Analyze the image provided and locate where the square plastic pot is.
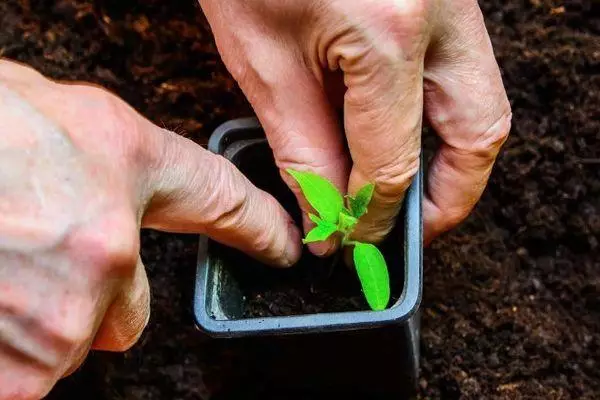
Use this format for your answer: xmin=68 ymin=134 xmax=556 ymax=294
xmin=193 ymin=117 xmax=423 ymax=398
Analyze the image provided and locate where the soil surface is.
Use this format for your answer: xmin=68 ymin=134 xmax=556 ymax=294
xmin=1 ymin=0 xmax=599 ymax=399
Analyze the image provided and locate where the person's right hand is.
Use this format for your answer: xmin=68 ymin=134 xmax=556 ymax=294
xmin=199 ymin=0 xmax=512 ymax=252
xmin=0 ymin=59 xmax=301 ymax=400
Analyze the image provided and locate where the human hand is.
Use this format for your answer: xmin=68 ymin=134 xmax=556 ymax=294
xmin=0 ymin=59 xmax=301 ymax=399
xmin=199 ymin=0 xmax=511 ymax=252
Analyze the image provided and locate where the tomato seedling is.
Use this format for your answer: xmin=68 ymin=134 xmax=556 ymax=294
xmin=287 ymin=169 xmax=390 ymax=311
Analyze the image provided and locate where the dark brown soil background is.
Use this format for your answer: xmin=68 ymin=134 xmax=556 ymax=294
xmin=1 ymin=0 xmax=599 ymax=398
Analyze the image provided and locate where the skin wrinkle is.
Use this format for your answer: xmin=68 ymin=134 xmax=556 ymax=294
xmin=425 ymin=147 xmax=492 ymax=225
xmin=424 ymin=69 xmax=506 ymax=147
xmin=329 ymin=0 xmax=431 ymax=68
xmin=346 ymin=81 xmax=421 ymax=138
xmin=274 ymin=145 xmax=348 ymax=175
xmin=425 ymin=68 xmax=511 ymax=154
xmin=198 ymin=158 xmax=243 ymax=227
xmin=145 ymin=131 xmax=213 ymax=228
xmin=471 ymin=111 xmax=511 ymax=151
xmin=142 ymin=124 xmax=300 ymax=266
xmin=94 ymin=259 xmax=150 ymax=352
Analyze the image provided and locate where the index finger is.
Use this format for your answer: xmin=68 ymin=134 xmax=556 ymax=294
xmin=338 ymin=3 xmax=431 ymax=243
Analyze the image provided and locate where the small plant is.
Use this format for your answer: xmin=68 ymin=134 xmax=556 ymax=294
xmin=287 ymin=169 xmax=390 ymax=311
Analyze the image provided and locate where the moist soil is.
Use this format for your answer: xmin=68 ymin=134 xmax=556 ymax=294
xmin=1 ymin=0 xmax=599 ymax=399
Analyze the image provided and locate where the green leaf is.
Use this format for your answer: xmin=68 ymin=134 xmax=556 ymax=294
xmin=348 ymin=183 xmax=375 ymax=218
xmin=341 ymin=207 xmax=354 ymax=216
xmin=308 ymin=213 xmax=322 ymax=225
xmin=353 ymin=242 xmax=390 ymax=311
xmin=287 ymin=169 xmax=344 ymax=223
xmin=338 ymin=211 xmax=358 ymax=235
xmin=303 ymin=221 xmax=338 ymax=244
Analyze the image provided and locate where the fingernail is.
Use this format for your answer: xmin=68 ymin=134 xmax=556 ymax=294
xmin=281 ymin=219 xmax=302 ymax=267
xmin=308 ymin=237 xmax=337 ymax=257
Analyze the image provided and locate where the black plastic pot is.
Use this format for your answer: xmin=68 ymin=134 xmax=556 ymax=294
xmin=193 ymin=117 xmax=423 ymax=398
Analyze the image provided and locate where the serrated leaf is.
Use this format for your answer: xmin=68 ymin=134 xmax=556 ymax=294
xmin=303 ymin=222 xmax=338 ymax=244
xmin=353 ymin=243 xmax=390 ymax=311
xmin=349 ymin=183 xmax=375 ymax=218
xmin=287 ymin=169 xmax=344 ymax=223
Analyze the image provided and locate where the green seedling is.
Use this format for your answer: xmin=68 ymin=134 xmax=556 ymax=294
xmin=287 ymin=169 xmax=390 ymax=311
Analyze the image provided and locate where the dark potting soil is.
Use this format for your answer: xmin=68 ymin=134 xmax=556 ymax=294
xmin=211 ymin=140 xmax=405 ymax=317
xmin=1 ymin=0 xmax=599 ymax=399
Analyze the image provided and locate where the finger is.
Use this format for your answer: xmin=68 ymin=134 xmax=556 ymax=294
xmin=200 ymin=4 xmax=350 ymax=257
xmin=338 ymin=3 xmax=431 ymax=244
xmin=91 ymin=258 xmax=150 ymax=352
xmin=422 ymin=1 xmax=511 ymax=244
xmin=141 ymin=127 xmax=302 ymax=267
xmin=230 ymin=43 xmax=349 ymax=257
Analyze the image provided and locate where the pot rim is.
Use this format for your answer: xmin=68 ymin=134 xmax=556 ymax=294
xmin=193 ymin=117 xmax=423 ymax=338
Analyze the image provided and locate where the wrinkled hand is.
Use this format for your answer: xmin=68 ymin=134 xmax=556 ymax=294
xmin=200 ymin=0 xmax=512 ymax=252
xmin=0 ymin=59 xmax=300 ymax=399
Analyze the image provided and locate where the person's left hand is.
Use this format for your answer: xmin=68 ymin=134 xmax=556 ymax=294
xmin=0 ymin=59 xmax=301 ymax=399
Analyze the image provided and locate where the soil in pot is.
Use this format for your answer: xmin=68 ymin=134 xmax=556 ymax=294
xmin=211 ymin=140 xmax=406 ymax=317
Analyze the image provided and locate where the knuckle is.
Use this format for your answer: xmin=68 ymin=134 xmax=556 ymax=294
xmin=203 ymin=158 xmax=250 ymax=229
xmin=212 ymin=192 xmax=248 ymax=230
xmin=355 ymin=222 xmax=394 ymax=245
xmin=371 ymin=153 xmax=420 ymax=200
xmin=220 ymin=42 xmax=289 ymax=106
xmin=68 ymin=218 xmax=139 ymax=277
xmin=44 ymin=302 xmax=95 ymax=349
xmin=471 ymin=111 xmax=512 ymax=156
xmin=70 ymin=86 xmax=125 ymax=122
xmin=63 ymin=84 xmax=142 ymax=157
xmin=252 ymin=222 xmax=279 ymax=255
xmin=385 ymin=0 xmax=430 ymax=22
xmin=0 ymin=297 xmax=69 ymax=371
xmin=364 ymin=0 xmax=432 ymax=59
xmin=0 ymin=365 xmax=55 ymax=400
xmin=327 ymin=0 xmax=433 ymax=77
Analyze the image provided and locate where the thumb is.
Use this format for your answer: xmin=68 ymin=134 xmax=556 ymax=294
xmin=141 ymin=127 xmax=302 ymax=268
